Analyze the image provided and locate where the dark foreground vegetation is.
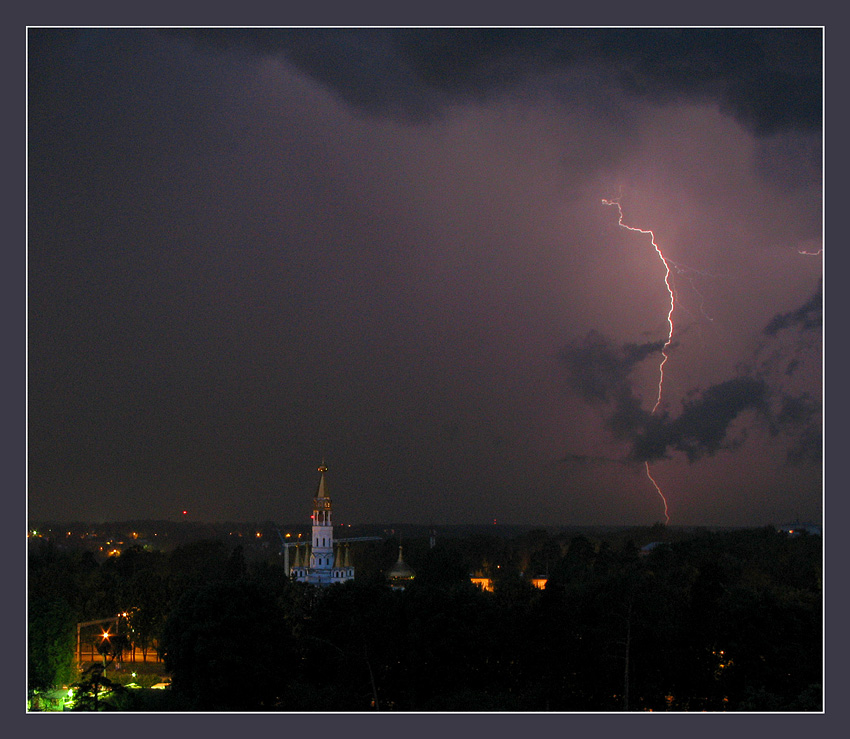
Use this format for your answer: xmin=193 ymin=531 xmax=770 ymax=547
xmin=28 ymin=525 xmax=822 ymax=711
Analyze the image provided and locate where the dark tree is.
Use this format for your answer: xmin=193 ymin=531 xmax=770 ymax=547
xmin=167 ymin=539 xmax=230 ymax=585
xmin=28 ymin=597 xmax=77 ymax=691
xmin=414 ymin=541 xmax=475 ymax=589
xmin=69 ymin=663 xmax=129 ymax=711
xmin=160 ymin=579 xmax=294 ymax=710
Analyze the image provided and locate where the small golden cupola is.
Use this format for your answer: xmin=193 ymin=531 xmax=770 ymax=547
xmin=386 ymin=546 xmax=415 ymax=590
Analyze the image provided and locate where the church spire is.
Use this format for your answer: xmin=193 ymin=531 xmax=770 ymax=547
xmin=316 ymin=461 xmax=328 ymax=499
xmin=290 ymin=460 xmax=354 ymax=586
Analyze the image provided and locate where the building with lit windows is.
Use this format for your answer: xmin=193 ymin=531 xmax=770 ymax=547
xmin=470 ymin=573 xmax=548 ymax=592
xmin=289 ymin=463 xmax=355 ymax=586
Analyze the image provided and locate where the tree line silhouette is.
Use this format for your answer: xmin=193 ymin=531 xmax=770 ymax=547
xmin=28 ymin=525 xmax=822 ymax=711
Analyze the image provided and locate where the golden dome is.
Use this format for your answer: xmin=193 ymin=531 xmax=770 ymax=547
xmin=386 ymin=546 xmax=415 ymax=580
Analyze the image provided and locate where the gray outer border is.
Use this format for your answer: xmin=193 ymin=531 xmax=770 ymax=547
xmin=12 ymin=2 xmax=843 ymax=737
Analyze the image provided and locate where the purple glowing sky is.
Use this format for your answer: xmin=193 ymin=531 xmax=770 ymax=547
xmin=28 ymin=28 xmax=823 ymax=526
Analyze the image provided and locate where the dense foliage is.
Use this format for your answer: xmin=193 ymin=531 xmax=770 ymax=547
xmin=27 ymin=526 xmax=822 ymax=711
xmin=28 ymin=596 xmax=76 ymax=691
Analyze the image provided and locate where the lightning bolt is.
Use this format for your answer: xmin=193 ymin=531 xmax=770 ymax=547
xmin=644 ymin=462 xmax=670 ymax=526
xmin=669 ymin=260 xmax=716 ymax=323
xmin=603 ymin=198 xmax=675 ymax=525
xmin=602 ymin=199 xmax=675 ymax=412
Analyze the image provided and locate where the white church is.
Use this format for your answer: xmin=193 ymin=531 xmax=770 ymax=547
xmin=289 ymin=463 xmax=355 ymax=586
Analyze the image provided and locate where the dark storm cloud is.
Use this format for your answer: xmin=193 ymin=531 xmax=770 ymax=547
xmin=763 ymin=281 xmax=822 ymax=336
xmin=175 ymin=27 xmax=822 ymax=135
xmin=562 ymin=282 xmax=824 ymax=463
xmin=750 ymin=284 xmax=822 ymax=395
xmin=559 ymin=331 xmax=813 ymax=466
xmin=559 ymin=330 xmax=665 ymax=404
xmin=784 ymin=425 xmax=822 ymax=467
xmin=560 ymin=330 xmax=767 ymax=463
xmin=637 ymin=377 xmax=769 ymax=463
xmin=774 ymin=393 xmax=820 ymax=429
xmin=766 ymin=391 xmax=822 ymax=469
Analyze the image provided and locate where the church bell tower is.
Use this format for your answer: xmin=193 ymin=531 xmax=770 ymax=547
xmin=290 ymin=461 xmax=354 ymax=586
xmin=310 ymin=462 xmax=334 ymax=576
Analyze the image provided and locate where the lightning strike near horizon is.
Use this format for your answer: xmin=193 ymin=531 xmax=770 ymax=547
xmin=603 ymin=198 xmax=675 ymax=525
xmin=645 ymin=461 xmax=671 ymax=526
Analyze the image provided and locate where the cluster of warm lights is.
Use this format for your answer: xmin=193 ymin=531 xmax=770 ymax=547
xmin=470 ymin=577 xmax=494 ymax=593
xmin=712 ymin=648 xmax=733 ymax=678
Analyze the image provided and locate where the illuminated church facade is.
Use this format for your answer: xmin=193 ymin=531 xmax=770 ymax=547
xmin=290 ymin=463 xmax=355 ymax=586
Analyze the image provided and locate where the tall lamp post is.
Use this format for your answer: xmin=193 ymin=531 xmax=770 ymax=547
xmin=75 ymin=617 xmax=118 ymax=665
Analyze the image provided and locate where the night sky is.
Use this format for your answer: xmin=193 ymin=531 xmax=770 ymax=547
xmin=28 ymin=28 xmax=823 ymax=527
